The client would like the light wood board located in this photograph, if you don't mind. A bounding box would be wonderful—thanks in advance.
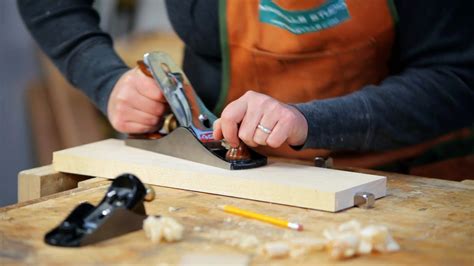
[52,139,386,212]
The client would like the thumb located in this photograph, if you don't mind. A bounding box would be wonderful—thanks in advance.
[213,119,223,140]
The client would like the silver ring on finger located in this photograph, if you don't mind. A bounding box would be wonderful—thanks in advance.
[257,123,272,134]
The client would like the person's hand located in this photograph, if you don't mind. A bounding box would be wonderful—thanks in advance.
[213,91,308,148]
[107,67,168,133]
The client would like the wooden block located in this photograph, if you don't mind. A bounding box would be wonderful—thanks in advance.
[18,165,90,202]
[53,139,386,212]
[461,179,474,188]
[77,177,110,188]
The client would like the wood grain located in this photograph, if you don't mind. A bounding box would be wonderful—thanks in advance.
[52,139,386,212]
[2,170,473,265]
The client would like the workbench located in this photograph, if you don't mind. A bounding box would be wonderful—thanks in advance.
[1,165,473,265]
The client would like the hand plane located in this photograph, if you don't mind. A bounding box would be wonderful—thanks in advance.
[44,174,155,247]
[125,52,267,170]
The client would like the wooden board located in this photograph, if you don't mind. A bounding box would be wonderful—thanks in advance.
[17,165,90,202]
[2,170,474,265]
[52,139,385,212]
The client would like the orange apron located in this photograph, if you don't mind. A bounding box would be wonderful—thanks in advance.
[216,0,471,172]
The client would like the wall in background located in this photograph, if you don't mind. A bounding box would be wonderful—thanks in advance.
[0,1,38,206]
[96,0,173,36]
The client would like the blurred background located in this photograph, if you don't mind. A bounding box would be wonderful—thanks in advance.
[0,0,184,207]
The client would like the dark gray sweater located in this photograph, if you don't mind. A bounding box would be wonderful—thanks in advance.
[18,0,474,151]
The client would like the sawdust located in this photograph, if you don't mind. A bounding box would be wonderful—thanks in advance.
[143,216,184,243]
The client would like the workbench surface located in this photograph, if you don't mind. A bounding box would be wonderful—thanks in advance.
[1,169,473,265]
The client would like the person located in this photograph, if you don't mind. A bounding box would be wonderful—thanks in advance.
[18,0,474,177]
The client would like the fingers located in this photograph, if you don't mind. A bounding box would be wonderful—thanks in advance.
[217,91,309,149]
[213,119,223,140]
[116,87,167,117]
[220,100,248,147]
[119,121,159,134]
[252,103,280,146]
[110,105,160,133]
[135,68,167,103]
[263,106,306,147]
[130,95,167,117]
[251,106,291,148]
[237,104,263,147]
[108,68,169,134]
[265,120,290,148]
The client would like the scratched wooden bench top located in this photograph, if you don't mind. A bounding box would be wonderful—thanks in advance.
[1,169,473,265]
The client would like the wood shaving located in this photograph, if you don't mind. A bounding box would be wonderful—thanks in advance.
[288,237,327,258]
[326,233,360,259]
[260,237,326,258]
[359,225,400,254]
[324,220,399,259]
[258,220,399,260]
[260,241,290,258]
[204,230,260,249]
[143,216,184,243]
[168,206,179,212]
[227,233,259,249]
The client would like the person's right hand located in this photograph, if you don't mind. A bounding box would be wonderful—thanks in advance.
[107,67,168,133]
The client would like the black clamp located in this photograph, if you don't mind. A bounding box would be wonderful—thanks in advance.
[44,173,155,247]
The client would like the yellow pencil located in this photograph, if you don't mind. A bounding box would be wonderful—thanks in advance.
[218,205,303,231]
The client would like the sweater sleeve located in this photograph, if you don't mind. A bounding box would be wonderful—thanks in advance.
[294,0,474,151]
[17,0,130,115]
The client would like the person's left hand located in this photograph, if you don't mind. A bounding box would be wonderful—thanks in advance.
[213,91,308,148]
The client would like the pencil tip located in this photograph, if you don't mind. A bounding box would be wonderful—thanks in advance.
[288,222,304,231]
